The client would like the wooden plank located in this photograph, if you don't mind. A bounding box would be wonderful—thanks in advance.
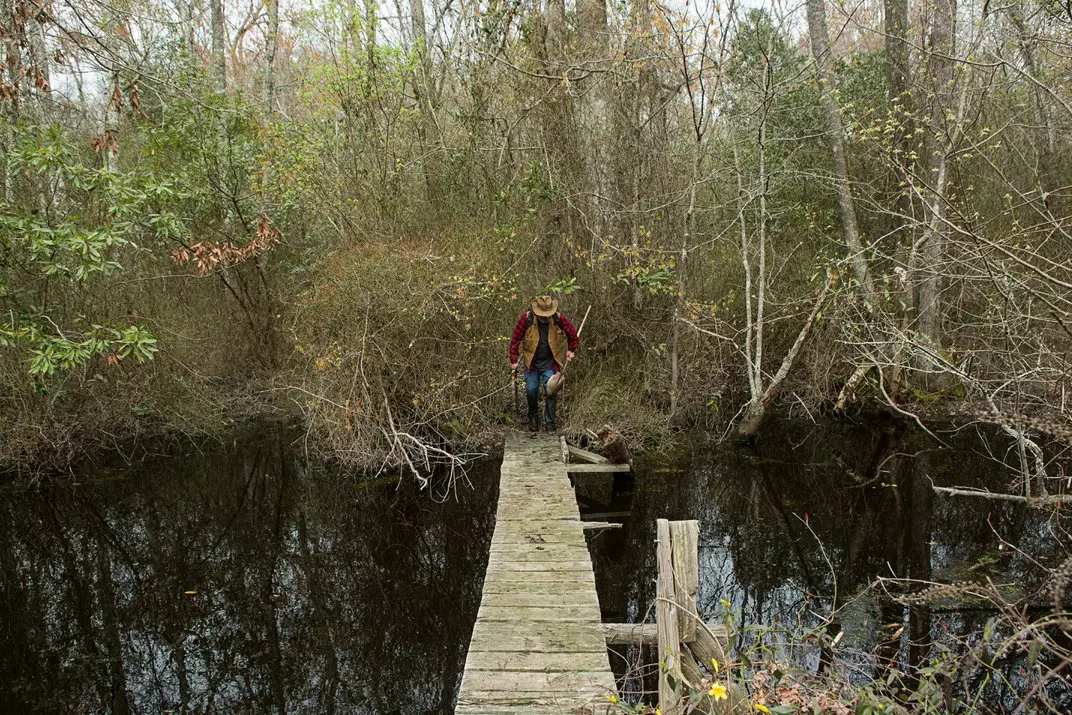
[602,621,730,646]
[455,708,575,715]
[456,693,610,710]
[602,622,658,644]
[459,670,615,693]
[466,632,607,653]
[487,546,592,560]
[670,520,699,641]
[479,591,599,608]
[460,435,615,712]
[491,531,594,545]
[483,559,595,572]
[478,605,598,621]
[482,583,600,600]
[482,572,596,585]
[465,650,612,672]
[567,444,609,464]
[581,521,622,531]
[566,463,631,474]
[686,622,729,667]
[657,519,683,713]
[455,708,583,715]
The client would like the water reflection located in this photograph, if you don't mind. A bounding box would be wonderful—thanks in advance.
[582,419,1071,706]
[0,429,498,714]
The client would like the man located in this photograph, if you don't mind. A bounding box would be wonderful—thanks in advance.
[508,295,579,433]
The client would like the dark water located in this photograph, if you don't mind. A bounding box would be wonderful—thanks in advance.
[580,418,1072,709]
[0,429,498,714]
[2,420,1069,713]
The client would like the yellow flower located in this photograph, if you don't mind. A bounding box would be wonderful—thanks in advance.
[708,683,728,701]
[710,657,720,672]
[753,705,771,713]
[720,598,732,608]
[605,695,618,704]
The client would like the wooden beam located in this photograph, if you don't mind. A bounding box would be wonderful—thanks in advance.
[566,463,631,474]
[600,622,729,646]
[578,511,630,520]
[577,521,622,531]
[657,519,683,713]
[566,444,609,464]
[670,520,699,641]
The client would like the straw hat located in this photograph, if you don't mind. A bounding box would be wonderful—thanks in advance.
[532,295,559,317]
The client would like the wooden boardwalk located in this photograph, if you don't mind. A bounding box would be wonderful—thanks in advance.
[456,435,616,714]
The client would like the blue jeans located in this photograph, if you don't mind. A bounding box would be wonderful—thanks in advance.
[525,368,557,428]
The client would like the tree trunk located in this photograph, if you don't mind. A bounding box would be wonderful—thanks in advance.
[915,0,956,349]
[1008,4,1055,158]
[738,273,832,437]
[104,73,121,172]
[363,0,378,69]
[805,0,872,297]
[670,153,701,419]
[2,0,19,205]
[409,0,438,209]
[884,0,913,261]
[578,0,611,236]
[211,0,227,91]
[265,0,279,113]
[183,1,197,60]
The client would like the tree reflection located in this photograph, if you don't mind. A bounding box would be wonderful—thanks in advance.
[584,418,1070,707]
[0,429,497,714]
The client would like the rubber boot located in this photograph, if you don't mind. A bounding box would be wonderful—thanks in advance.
[545,395,556,434]
[526,394,540,432]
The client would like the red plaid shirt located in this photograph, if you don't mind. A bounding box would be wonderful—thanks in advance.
[508,311,579,368]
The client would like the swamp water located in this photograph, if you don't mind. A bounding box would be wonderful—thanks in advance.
[1,419,1068,712]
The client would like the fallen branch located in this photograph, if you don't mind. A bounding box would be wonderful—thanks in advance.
[932,483,1069,507]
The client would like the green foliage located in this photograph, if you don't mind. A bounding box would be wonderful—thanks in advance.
[0,127,174,377]
[545,277,580,295]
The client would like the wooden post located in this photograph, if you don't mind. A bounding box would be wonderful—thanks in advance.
[670,520,699,641]
[656,519,683,713]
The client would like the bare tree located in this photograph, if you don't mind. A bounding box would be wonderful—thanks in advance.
[211,0,227,91]
[265,0,279,113]
[804,0,872,297]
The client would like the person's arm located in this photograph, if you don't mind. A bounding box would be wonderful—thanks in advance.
[558,314,579,360]
[508,312,528,368]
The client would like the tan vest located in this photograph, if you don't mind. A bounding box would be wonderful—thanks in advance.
[521,313,567,370]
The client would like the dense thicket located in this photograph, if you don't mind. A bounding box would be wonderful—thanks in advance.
[1,0,1071,485]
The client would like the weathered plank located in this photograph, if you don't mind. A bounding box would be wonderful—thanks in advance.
[581,521,623,531]
[456,693,613,711]
[459,670,615,693]
[671,520,699,640]
[566,463,632,474]
[481,580,599,594]
[482,572,596,585]
[465,650,612,672]
[601,621,730,646]
[478,605,599,621]
[488,543,592,556]
[479,591,599,608]
[458,435,616,711]
[484,559,596,572]
[657,518,683,713]
[567,444,609,464]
